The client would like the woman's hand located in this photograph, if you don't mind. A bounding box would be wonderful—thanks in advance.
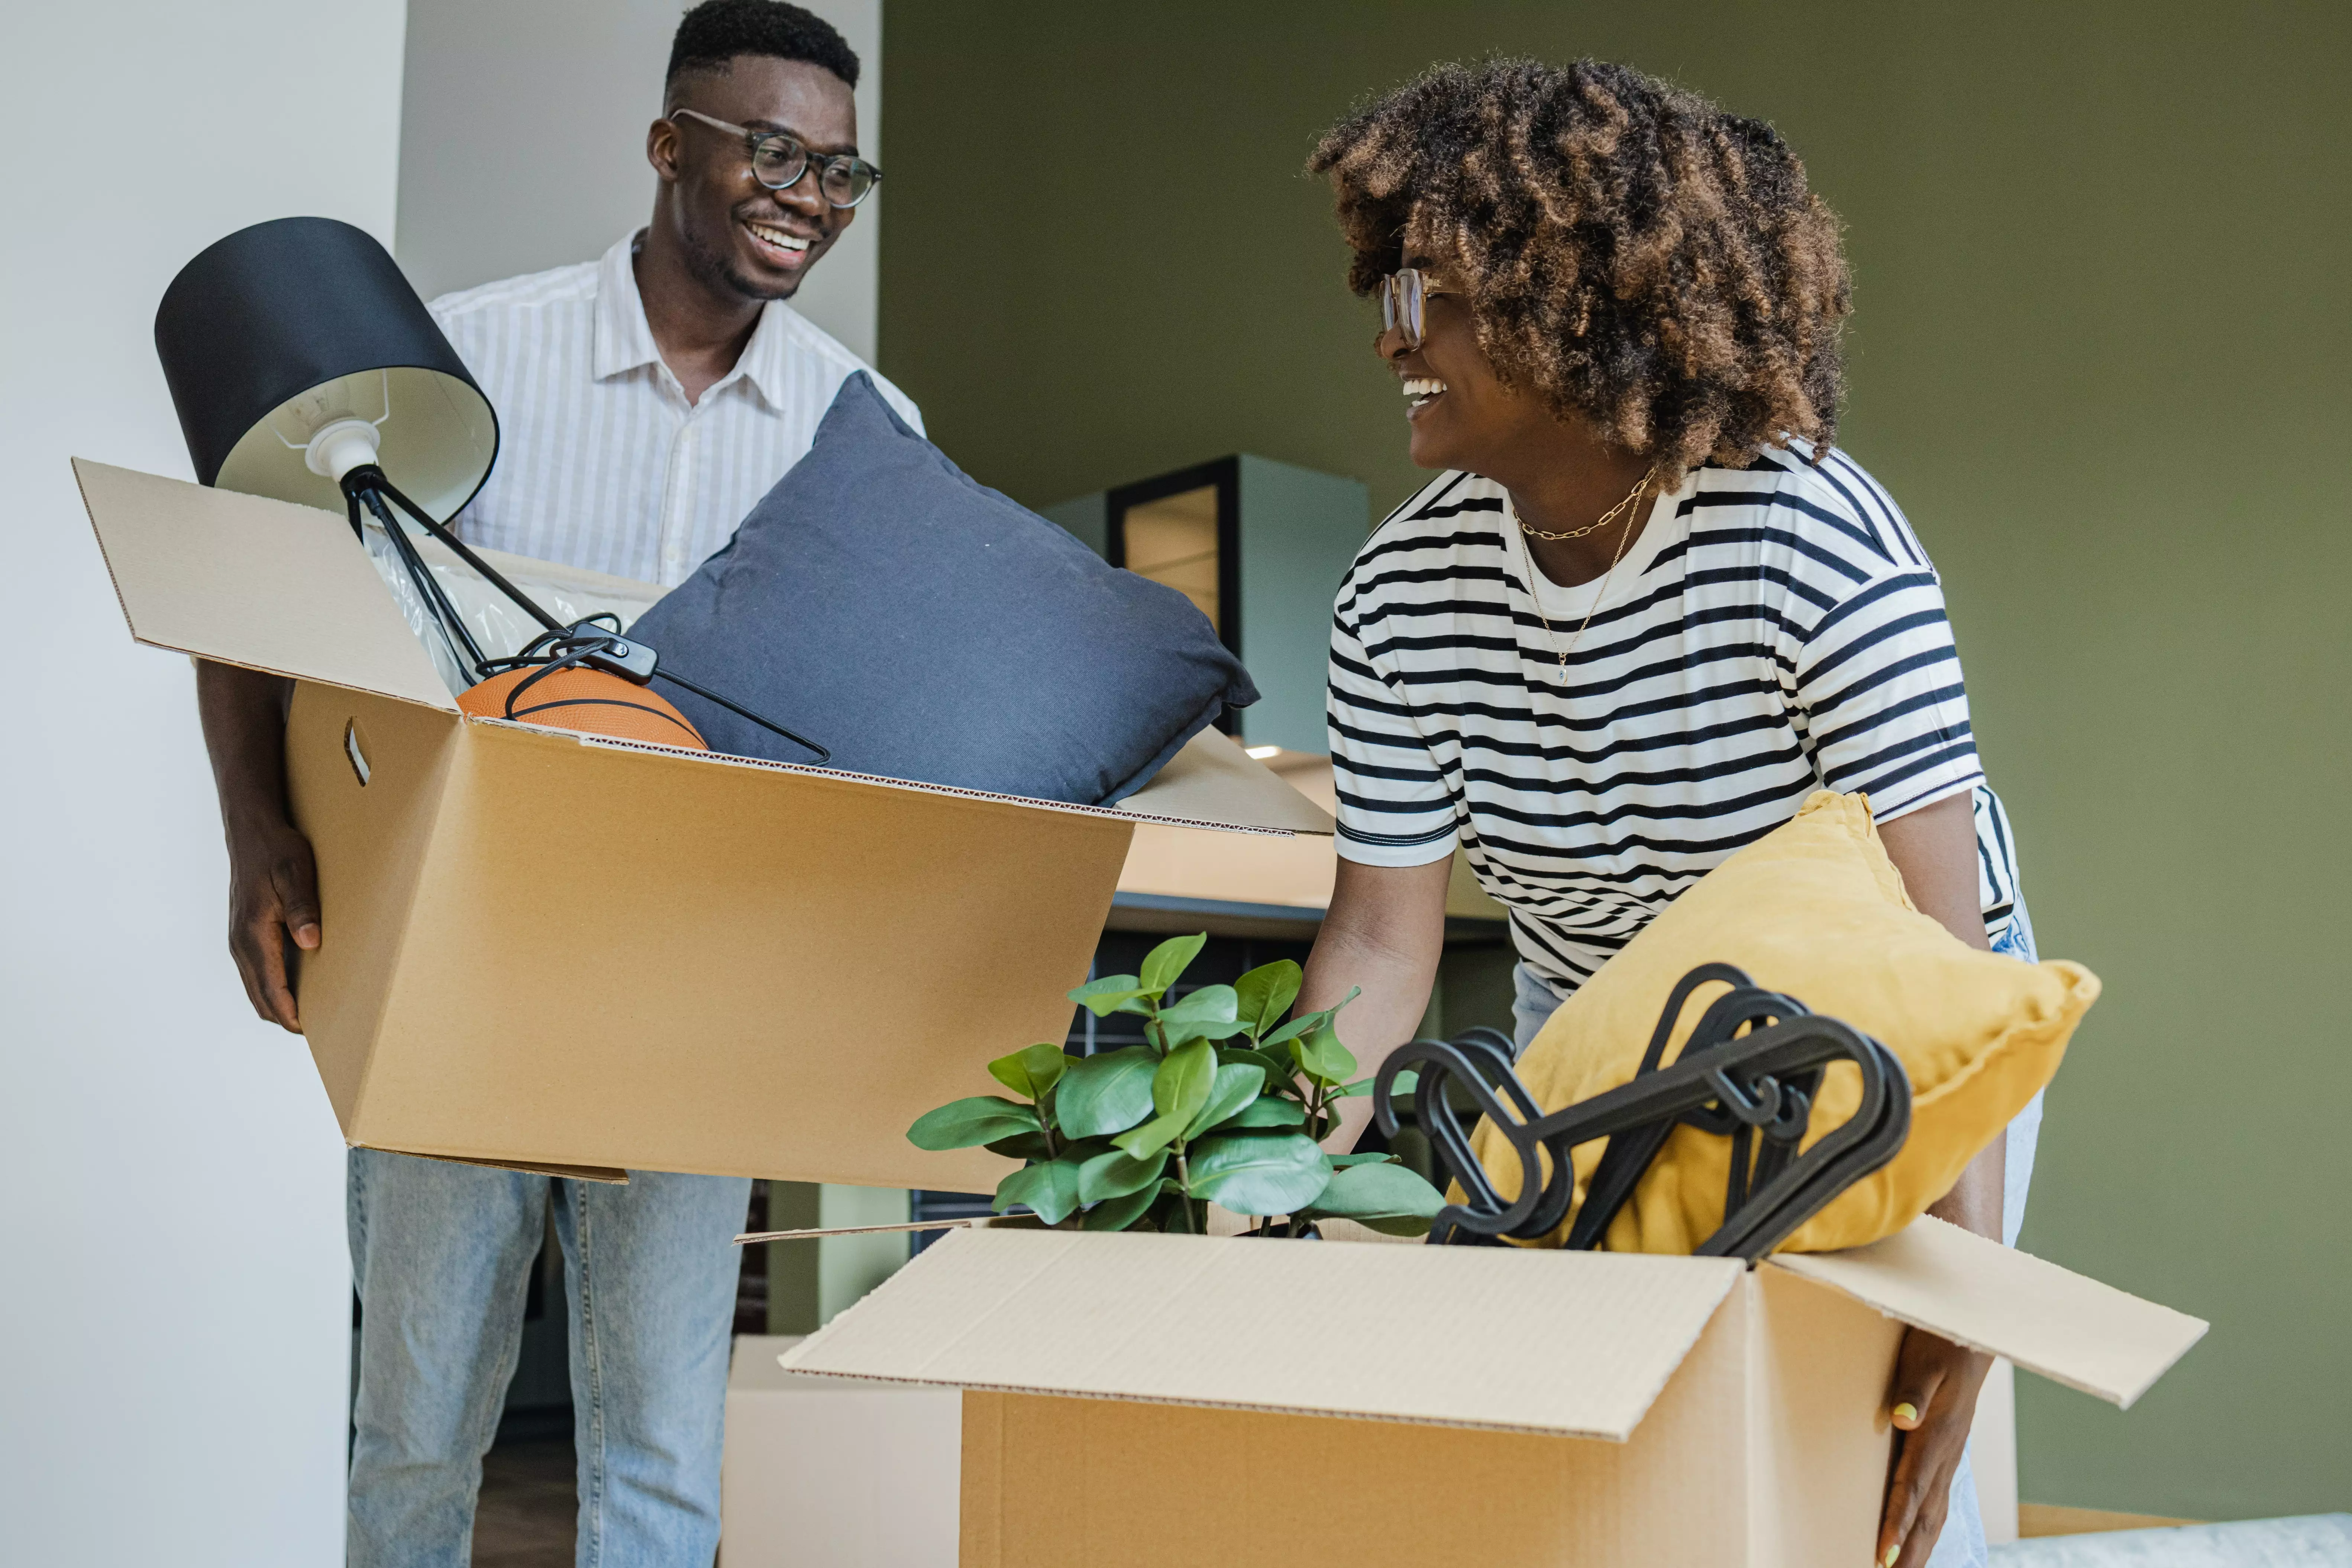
[1877,1328,1993,1567]
[1875,1134,2006,1565]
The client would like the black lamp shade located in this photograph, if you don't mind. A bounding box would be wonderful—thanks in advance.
[154,217,498,521]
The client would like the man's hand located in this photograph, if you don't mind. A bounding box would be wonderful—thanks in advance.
[196,660,318,1032]
[226,816,320,1032]
[1877,1328,1993,1567]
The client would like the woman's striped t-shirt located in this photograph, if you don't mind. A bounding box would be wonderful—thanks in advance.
[1328,444,2022,998]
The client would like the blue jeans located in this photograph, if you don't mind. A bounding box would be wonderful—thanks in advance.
[1506,902,2044,1568]
[346,1150,750,1567]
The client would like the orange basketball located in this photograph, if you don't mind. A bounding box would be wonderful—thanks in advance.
[458,666,708,750]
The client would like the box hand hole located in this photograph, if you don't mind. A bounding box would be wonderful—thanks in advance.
[344,720,372,786]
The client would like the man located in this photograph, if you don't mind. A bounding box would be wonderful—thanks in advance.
[193,4,918,1562]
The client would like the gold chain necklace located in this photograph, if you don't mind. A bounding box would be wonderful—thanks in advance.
[1513,470,1654,679]
[1516,464,1659,541]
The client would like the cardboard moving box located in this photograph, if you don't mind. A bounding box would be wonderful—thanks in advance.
[779,1219,2206,1568]
[72,459,1330,1188]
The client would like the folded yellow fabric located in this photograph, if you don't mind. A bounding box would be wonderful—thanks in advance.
[1471,791,2096,1254]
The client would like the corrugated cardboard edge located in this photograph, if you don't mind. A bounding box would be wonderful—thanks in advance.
[73,458,146,660]
[389,1147,630,1184]
[781,1368,1663,1443]
[1765,1216,2209,1408]
[529,722,1331,839]
[778,1228,1742,1442]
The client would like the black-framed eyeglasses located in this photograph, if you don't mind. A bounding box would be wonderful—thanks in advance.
[670,108,882,208]
[1378,267,1456,350]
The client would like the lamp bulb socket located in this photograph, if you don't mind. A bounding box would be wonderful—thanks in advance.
[304,417,385,484]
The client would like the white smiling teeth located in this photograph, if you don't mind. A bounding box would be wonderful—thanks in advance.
[1402,376,1447,408]
[747,222,810,252]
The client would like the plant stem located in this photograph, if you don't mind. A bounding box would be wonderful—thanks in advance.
[1033,1103,1057,1160]
[1175,1142,1204,1234]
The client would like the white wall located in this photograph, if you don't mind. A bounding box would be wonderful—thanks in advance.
[0,4,407,1562]
[397,0,882,361]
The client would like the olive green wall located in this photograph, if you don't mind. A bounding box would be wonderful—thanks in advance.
[880,1,2351,1521]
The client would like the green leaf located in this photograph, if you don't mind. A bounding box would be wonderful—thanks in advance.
[1291,1024,1357,1086]
[983,1131,1053,1162]
[1298,1160,1446,1222]
[1339,1213,1438,1237]
[1326,1151,1396,1168]
[1112,1108,1188,1160]
[1259,1009,1327,1049]
[993,1157,1084,1225]
[988,1042,1069,1102]
[1233,960,1302,1037]
[1082,1184,1160,1231]
[1154,985,1249,1047]
[908,1096,1041,1151]
[1054,1047,1158,1139]
[1139,932,1208,997]
[1219,1096,1306,1130]
[1069,973,1153,1017]
[1335,1068,1416,1099]
[1152,1038,1218,1124]
[1218,1046,1294,1083]
[1078,1145,1168,1204]
[1186,1063,1266,1137]
[1185,1134,1332,1215]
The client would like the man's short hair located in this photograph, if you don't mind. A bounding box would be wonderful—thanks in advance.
[666,0,859,103]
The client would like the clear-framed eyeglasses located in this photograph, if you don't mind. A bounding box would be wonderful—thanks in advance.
[670,108,883,208]
[1377,266,1455,350]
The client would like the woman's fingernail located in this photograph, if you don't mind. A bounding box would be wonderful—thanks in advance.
[1891,1401,1919,1425]
[1883,1545,1901,1568]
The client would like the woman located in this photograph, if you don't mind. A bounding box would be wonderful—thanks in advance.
[1298,59,2041,1568]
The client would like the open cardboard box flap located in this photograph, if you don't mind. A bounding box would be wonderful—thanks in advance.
[75,457,458,711]
[781,1226,1744,1441]
[779,1219,2207,1440]
[1767,1216,2207,1408]
[70,458,1332,837]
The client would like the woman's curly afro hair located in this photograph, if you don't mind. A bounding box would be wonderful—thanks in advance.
[1310,58,1852,476]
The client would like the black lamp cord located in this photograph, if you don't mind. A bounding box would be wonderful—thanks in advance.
[339,468,829,763]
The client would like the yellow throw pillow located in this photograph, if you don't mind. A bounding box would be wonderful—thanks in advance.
[1471,791,2096,1254]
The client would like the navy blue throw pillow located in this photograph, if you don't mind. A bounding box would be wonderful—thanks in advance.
[630,373,1258,804]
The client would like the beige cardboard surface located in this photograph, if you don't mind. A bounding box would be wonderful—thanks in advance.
[1767,1215,2209,1407]
[782,1227,1744,1440]
[72,458,455,711]
[1114,754,1500,916]
[1108,727,1332,835]
[959,1270,1899,1568]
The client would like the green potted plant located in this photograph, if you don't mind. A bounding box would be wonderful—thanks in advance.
[907,934,1445,1236]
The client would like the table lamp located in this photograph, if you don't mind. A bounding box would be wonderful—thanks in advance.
[153,217,825,760]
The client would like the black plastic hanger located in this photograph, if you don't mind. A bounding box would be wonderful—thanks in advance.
[1373,964,1910,1262]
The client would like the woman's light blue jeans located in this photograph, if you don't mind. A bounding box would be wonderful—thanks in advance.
[346,1150,750,1567]
[1507,902,2044,1568]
